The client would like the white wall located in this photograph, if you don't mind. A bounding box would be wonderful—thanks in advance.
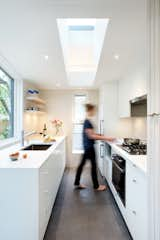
[131,117,147,139]
[24,83,99,168]
[38,89,99,168]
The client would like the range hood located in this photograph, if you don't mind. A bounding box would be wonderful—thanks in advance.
[130,94,147,117]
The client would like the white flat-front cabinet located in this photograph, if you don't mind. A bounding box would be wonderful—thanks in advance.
[0,139,66,240]
[39,140,66,240]
[103,155,112,186]
[118,71,147,118]
[103,146,147,240]
[96,141,105,176]
[126,161,147,240]
[118,79,131,118]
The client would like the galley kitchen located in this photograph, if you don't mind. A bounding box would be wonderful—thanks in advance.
[0,1,159,240]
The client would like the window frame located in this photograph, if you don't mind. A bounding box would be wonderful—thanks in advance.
[0,66,23,149]
[72,92,88,154]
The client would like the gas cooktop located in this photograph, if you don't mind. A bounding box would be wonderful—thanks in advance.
[120,138,147,155]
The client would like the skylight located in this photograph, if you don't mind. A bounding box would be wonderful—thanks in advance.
[57,18,109,87]
[68,25,95,31]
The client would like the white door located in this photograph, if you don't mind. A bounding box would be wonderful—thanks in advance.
[147,0,160,239]
[148,115,160,240]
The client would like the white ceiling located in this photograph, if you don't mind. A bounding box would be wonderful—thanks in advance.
[0,0,146,89]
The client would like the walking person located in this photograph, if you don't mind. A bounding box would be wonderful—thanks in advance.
[74,104,115,191]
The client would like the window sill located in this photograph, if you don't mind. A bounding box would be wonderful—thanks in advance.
[0,137,19,150]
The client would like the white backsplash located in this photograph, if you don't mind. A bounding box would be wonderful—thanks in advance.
[131,117,147,140]
[115,117,147,140]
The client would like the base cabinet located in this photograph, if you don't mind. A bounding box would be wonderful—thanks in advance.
[0,139,66,240]
[39,140,66,240]
[103,145,147,240]
[126,161,147,240]
[104,156,112,185]
[96,141,105,176]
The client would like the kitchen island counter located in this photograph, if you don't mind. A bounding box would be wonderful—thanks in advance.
[0,136,66,240]
[0,136,65,169]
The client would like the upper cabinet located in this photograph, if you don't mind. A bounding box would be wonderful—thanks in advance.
[118,66,147,118]
[118,78,131,118]
[99,87,105,121]
[99,82,119,136]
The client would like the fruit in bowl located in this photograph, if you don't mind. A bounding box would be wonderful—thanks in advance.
[9,152,19,161]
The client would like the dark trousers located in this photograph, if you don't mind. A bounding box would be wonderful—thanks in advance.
[74,147,99,189]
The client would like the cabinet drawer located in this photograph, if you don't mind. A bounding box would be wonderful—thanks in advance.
[126,161,147,240]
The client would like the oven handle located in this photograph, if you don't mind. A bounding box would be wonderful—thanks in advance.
[112,160,125,173]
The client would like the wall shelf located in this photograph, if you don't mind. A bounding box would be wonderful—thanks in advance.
[25,110,46,114]
[26,96,46,105]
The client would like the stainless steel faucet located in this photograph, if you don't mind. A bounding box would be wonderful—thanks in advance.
[20,130,36,146]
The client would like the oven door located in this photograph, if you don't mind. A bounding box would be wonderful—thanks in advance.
[112,159,125,206]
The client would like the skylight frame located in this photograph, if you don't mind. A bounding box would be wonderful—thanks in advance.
[68,25,95,31]
[57,18,109,87]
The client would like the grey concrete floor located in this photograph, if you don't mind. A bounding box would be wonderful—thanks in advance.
[44,169,132,240]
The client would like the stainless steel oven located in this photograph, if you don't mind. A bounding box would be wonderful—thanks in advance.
[112,154,126,206]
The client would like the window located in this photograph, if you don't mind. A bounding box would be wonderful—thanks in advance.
[0,68,14,140]
[72,95,86,153]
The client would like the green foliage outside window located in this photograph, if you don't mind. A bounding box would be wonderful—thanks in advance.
[0,68,14,140]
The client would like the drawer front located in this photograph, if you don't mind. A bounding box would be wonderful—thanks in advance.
[126,161,147,240]
[39,141,66,240]
[39,147,65,239]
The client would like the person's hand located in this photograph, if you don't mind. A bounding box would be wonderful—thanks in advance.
[105,137,116,142]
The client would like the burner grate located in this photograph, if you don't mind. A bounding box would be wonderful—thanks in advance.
[121,142,147,155]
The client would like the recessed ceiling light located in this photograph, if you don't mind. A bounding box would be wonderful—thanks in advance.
[44,55,49,60]
[114,55,119,60]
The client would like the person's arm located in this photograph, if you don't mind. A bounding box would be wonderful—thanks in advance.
[85,128,115,142]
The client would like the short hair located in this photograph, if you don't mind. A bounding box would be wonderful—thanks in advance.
[85,103,96,112]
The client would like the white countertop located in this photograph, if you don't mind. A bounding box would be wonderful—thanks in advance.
[105,140,147,174]
[0,136,65,169]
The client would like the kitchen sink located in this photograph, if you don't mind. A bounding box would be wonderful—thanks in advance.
[22,144,52,151]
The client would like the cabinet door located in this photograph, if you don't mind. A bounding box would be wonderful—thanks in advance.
[95,142,103,175]
[99,143,105,176]
[39,159,51,240]
[118,70,147,118]
[118,79,130,118]
[103,159,108,181]
[104,156,112,184]
[126,162,147,240]
[99,87,105,121]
